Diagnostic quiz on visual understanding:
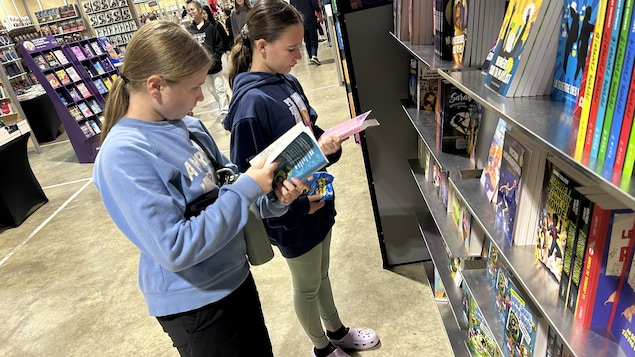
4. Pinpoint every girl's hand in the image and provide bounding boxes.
[307,194,325,214]
[317,134,344,156]
[244,157,278,194]
[273,177,304,204]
